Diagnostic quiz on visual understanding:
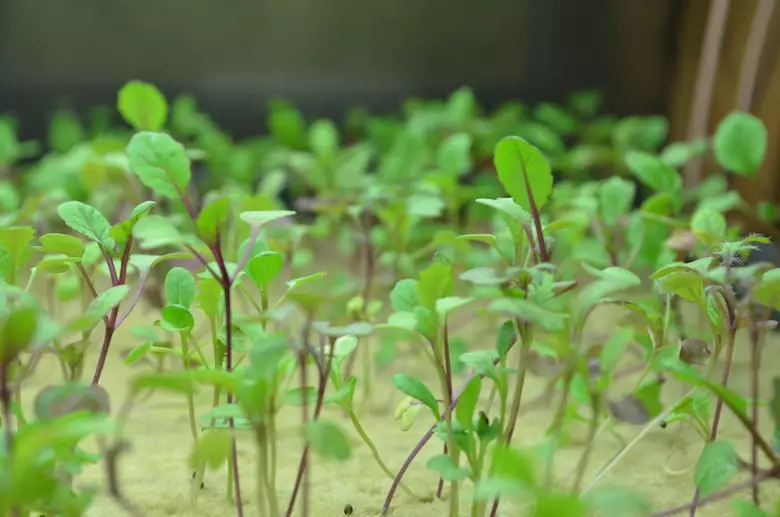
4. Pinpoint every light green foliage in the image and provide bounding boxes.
[164,267,196,309]
[494,136,553,213]
[304,420,351,461]
[57,202,115,250]
[714,111,767,175]
[125,131,191,200]
[694,440,738,497]
[118,80,169,131]
[392,373,439,418]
